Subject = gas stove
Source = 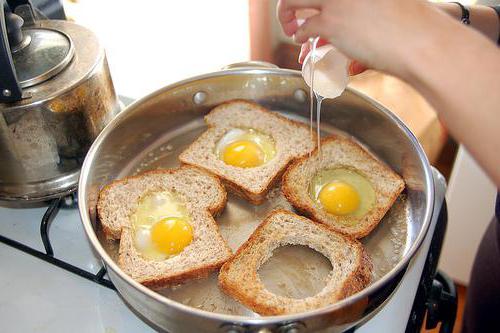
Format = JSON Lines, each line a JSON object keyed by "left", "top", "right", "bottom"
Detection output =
{"left": 0, "top": 169, "right": 451, "bottom": 332}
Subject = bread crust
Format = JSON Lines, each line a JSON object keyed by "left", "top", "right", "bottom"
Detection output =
{"left": 126, "top": 254, "right": 227, "bottom": 290}
{"left": 216, "top": 162, "right": 289, "bottom": 205}
{"left": 218, "top": 209, "right": 372, "bottom": 315}
{"left": 282, "top": 135, "right": 405, "bottom": 239}
{"left": 179, "top": 99, "right": 316, "bottom": 205}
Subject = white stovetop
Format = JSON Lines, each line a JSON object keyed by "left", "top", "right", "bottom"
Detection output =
{"left": 0, "top": 171, "right": 445, "bottom": 333}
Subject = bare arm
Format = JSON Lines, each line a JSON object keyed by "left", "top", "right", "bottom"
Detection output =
{"left": 278, "top": 0, "right": 500, "bottom": 186}
{"left": 405, "top": 5, "right": 500, "bottom": 187}
{"left": 436, "top": 3, "right": 499, "bottom": 42}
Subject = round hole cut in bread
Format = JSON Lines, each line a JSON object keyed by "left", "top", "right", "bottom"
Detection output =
{"left": 282, "top": 136, "right": 405, "bottom": 239}
{"left": 218, "top": 210, "right": 372, "bottom": 316}
{"left": 97, "top": 166, "right": 232, "bottom": 289}
{"left": 179, "top": 100, "right": 316, "bottom": 205}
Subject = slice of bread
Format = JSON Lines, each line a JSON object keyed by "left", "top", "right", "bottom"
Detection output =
{"left": 282, "top": 135, "right": 405, "bottom": 239}
{"left": 179, "top": 100, "right": 316, "bottom": 205}
{"left": 218, "top": 210, "right": 372, "bottom": 315}
{"left": 97, "top": 166, "right": 232, "bottom": 289}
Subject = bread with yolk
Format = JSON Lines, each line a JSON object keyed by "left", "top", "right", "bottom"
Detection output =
{"left": 282, "top": 136, "right": 405, "bottom": 239}
{"left": 97, "top": 166, "right": 232, "bottom": 289}
{"left": 179, "top": 100, "right": 316, "bottom": 204}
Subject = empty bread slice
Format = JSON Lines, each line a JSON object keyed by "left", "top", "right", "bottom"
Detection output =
{"left": 282, "top": 135, "right": 405, "bottom": 239}
{"left": 218, "top": 210, "right": 372, "bottom": 315}
{"left": 179, "top": 99, "right": 316, "bottom": 205}
{"left": 97, "top": 166, "right": 232, "bottom": 289}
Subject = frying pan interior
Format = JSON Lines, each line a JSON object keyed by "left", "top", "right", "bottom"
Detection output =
{"left": 79, "top": 68, "right": 433, "bottom": 332}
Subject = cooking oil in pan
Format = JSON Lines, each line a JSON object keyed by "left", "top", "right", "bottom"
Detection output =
{"left": 98, "top": 115, "right": 408, "bottom": 316}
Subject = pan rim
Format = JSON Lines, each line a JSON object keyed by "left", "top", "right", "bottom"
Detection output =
{"left": 78, "top": 67, "right": 434, "bottom": 325}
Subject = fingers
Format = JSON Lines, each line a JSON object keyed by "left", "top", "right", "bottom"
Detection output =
{"left": 299, "top": 46, "right": 368, "bottom": 76}
{"left": 298, "top": 38, "right": 329, "bottom": 64}
{"left": 348, "top": 61, "right": 368, "bottom": 76}
{"left": 278, "top": 0, "right": 324, "bottom": 36}
{"left": 293, "top": 14, "right": 327, "bottom": 44}
{"left": 277, "top": 0, "right": 299, "bottom": 36}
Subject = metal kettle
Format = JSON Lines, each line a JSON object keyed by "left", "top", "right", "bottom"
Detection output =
{"left": 0, "top": 0, "right": 120, "bottom": 202}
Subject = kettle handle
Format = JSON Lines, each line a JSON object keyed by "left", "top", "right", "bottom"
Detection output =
{"left": 0, "top": 0, "right": 22, "bottom": 102}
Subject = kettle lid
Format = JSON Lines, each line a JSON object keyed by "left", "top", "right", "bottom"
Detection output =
{"left": 13, "top": 27, "right": 74, "bottom": 88}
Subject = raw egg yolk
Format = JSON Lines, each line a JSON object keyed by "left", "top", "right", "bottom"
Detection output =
{"left": 151, "top": 217, "right": 193, "bottom": 255}
{"left": 222, "top": 140, "right": 264, "bottom": 168}
{"left": 318, "top": 182, "right": 360, "bottom": 215}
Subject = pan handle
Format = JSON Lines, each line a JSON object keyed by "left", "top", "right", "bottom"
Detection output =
{"left": 221, "top": 61, "right": 279, "bottom": 70}
{"left": 220, "top": 322, "right": 306, "bottom": 333}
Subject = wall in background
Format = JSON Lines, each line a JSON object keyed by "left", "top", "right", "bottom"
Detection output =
{"left": 440, "top": 147, "right": 497, "bottom": 284}
{"left": 64, "top": 0, "right": 250, "bottom": 99}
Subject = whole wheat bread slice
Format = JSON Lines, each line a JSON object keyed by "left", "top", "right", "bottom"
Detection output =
{"left": 179, "top": 100, "right": 316, "bottom": 205}
{"left": 97, "top": 166, "right": 232, "bottom": 289}
{"left": 218, "top": 210, "right": 372, "bottom": 315}
{"left": 282, "top": 136, "right": 405, "bottom": 239}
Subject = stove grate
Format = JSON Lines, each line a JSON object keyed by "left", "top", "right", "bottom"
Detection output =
{"left": 0, "top": 194, "right": 115, "bottom": 290}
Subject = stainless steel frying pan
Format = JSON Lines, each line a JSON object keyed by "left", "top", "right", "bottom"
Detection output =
{"left": 78, "top": 63, "right": 434, "bottom": 333}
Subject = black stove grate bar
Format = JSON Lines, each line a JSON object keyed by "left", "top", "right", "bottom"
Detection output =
{"left": 40, "top": 197, "right": 60, "bottom": 256}
{"left": 0, "top": 196, "right": 116, "bottom": 291}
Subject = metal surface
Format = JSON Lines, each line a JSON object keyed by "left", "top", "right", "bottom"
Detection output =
{"left": 0, "top": 20, "right": 120, "bottom": 201}
{"left": 222, "top": 61, "right": 279, "bottom": 70}
{"left": 79, "top": 66, "right": 434, "bottom": 332}
{"left": 10, "top": 34, "right": 31, "bottom": 53}
{"left": 13, "top": 28, "right": 74, "bottom": 88}
{"left": 406, "top": 201, "right": 456, "bottom": 332}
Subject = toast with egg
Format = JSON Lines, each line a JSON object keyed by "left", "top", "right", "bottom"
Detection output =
{"left": 97, "top": 166, "right": 232, "bottom": 289}
{"left": 179, "top": 100, "right": 316, "bottom": 205}
{"left": 282, "top": 136, "right": 405, "bottom": 239}
{"left": 218, "top": 209, "right": 372, "bottom": 315}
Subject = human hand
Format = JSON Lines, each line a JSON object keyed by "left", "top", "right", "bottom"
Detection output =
{"left": 277, "top": 0, "right": 439, "bottom": 79}
{"left": 298, "top": 38, "right": 368, "bottom": 75}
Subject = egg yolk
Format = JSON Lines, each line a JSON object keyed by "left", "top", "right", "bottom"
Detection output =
{"left": 150, "top": 217, "right": 193, "bottom": 255}
{"left": 222, "top": 140, "right": 264, "bottom": 168}
{"left": 318, "top": 182, "right": 360, "bottom": 215}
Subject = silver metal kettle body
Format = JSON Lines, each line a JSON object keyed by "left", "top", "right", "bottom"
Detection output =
{"left": 0, "top": 0, "right": 120, "bottom": 201}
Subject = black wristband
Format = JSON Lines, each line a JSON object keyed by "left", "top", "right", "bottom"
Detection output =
{"left": 491, "top": 5, "right": 500, "bottom": 45}
{"left": 451, "top": 2, "right": 470, "bottom": 25}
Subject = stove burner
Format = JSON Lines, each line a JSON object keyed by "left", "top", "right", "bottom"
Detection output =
{"left": 0, "top": 193, "right": 115, "bottom": 290}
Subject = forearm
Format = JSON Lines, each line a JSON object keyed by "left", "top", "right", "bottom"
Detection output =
{"left": 435, "top": 3, "right": 499, "bottom": 42}
{"left": 278, "top": 0, "right": 500, "bottom": 186}
{"left": 404, "top": 6, "right": 500, "bottom": 186}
